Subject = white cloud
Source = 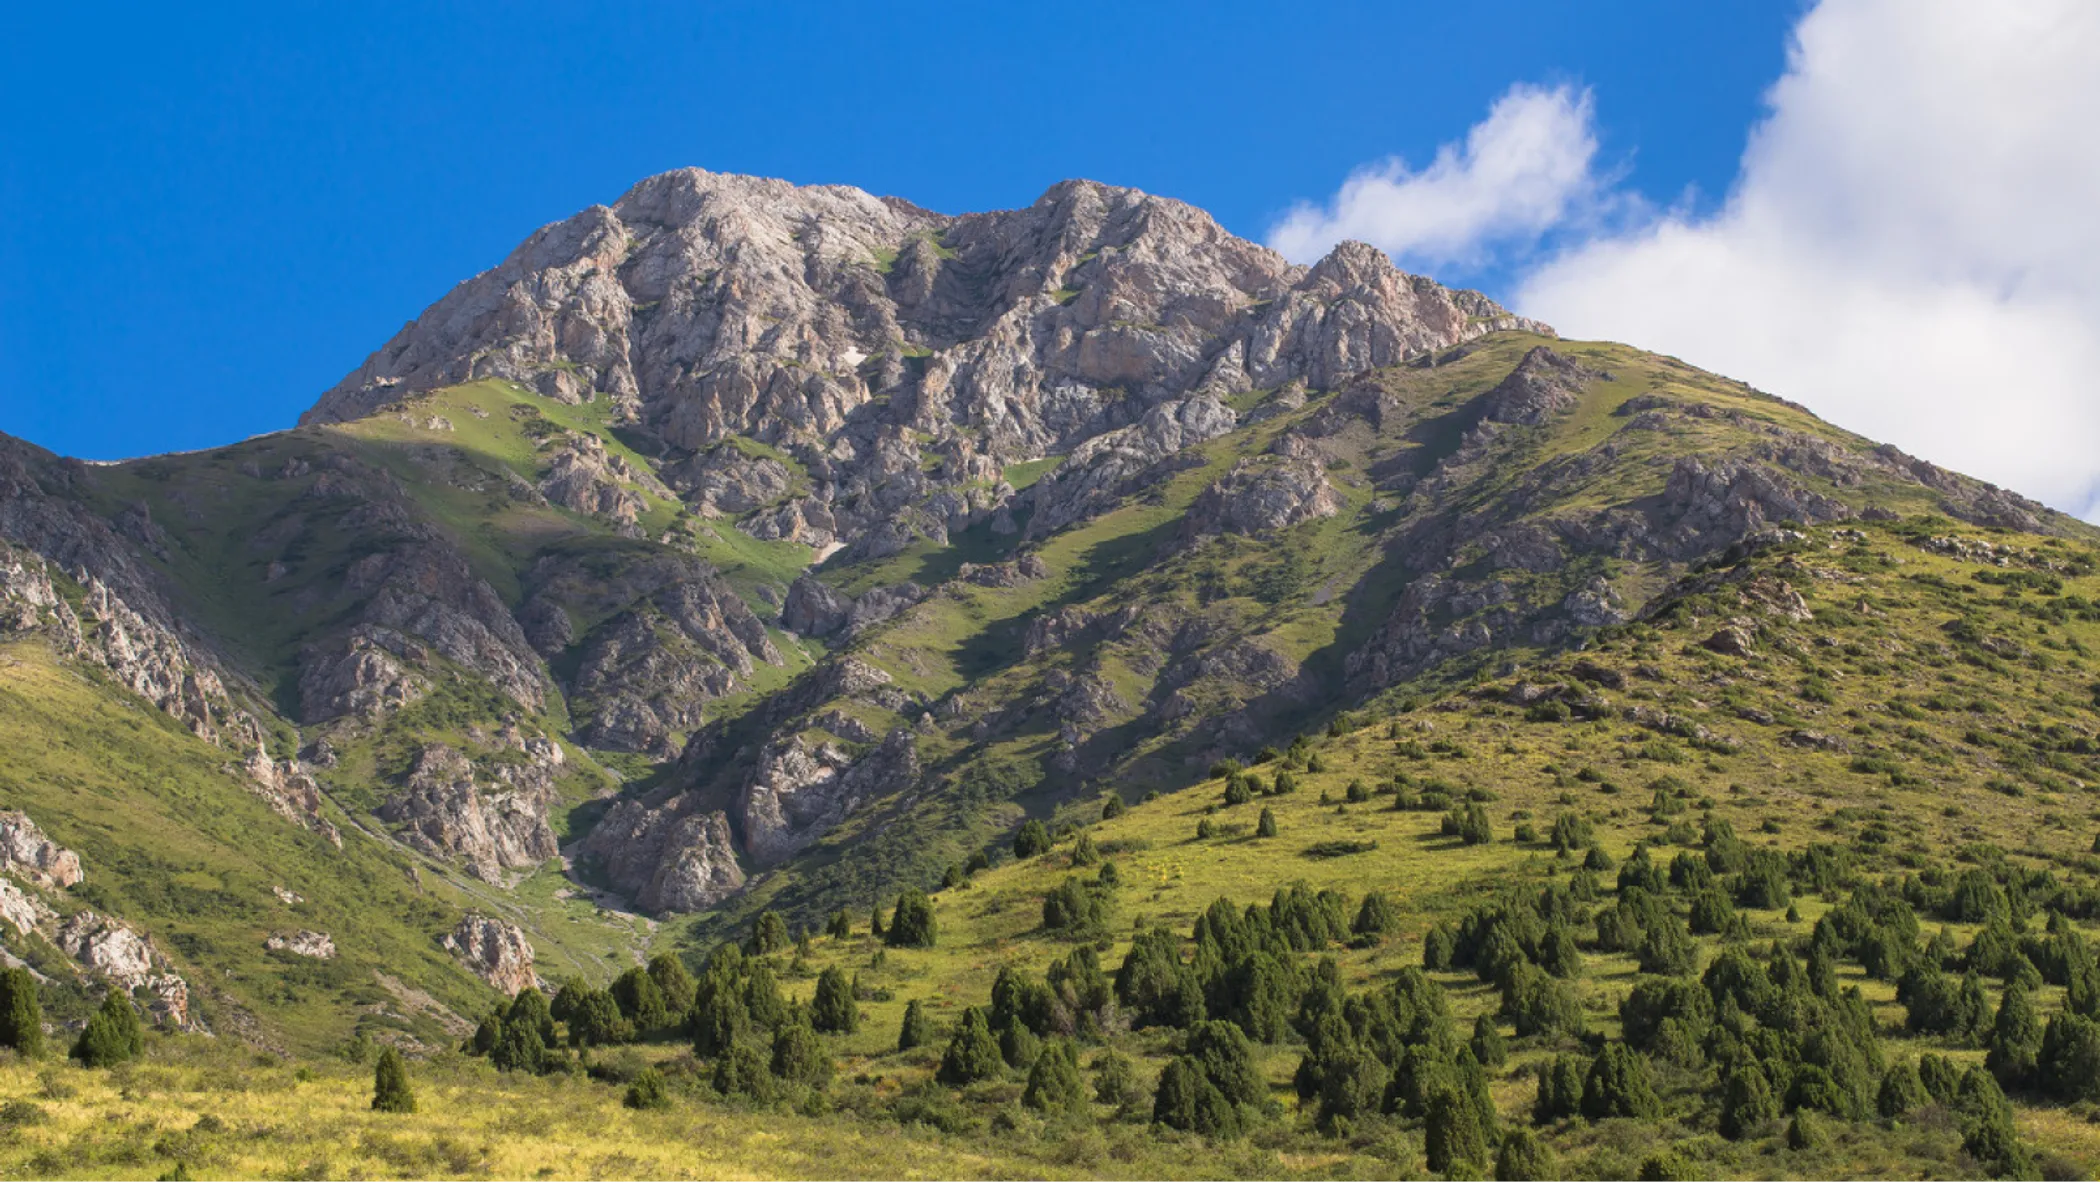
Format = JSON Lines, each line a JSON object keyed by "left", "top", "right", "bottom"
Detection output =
{"left": 1517, "top": 0, "right": 2100, "bottom": 521}
{"left": 1267, "top": 84, "right": 1607, "bottom": 270}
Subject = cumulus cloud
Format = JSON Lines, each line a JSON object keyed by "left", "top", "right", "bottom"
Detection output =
{"left": 1267, "top": 84, "right": 1608, "bottom": 270}
{"left": 1518, "top": 0, "right": 2100, "bottom": 521}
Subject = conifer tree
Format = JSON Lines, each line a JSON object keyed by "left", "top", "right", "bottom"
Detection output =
{"left": 1022, "top": 1039, "right": 1087, "bottom": 1117}
{"left": 71, "top": 990, "right": 142, "bottom": 1068}
{"left": 623, "top": 1066, "right": 670, "bottom": 1110}
{"left": 0, "top": 967, "right": 43, "bottom": 1057}
{"left": 887, "top": 889, "right": 938, "bottom": 948}
{"left": 811, "top": 966, "right": 858, "bottom": 1034}
{"left": 371, "top": 1046, "right": 416, "bottom": 1113}
{"left": 1424, "top": 1086, "right": 1487, "bottom": 1175}
{"left": 937, "top": 1007, "right": 1004, "bottom": 1086}
{"left": 647, "top": 954, "right": 697, "bottom": 1016}
{"left": 897, "top": 999, "right": 933, "bottom": 1051}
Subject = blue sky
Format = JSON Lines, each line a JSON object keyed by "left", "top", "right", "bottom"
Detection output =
{"left": 0, "top": 0, "right": 1794, "bottom": 460}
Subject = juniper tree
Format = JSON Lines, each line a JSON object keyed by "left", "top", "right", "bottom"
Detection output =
{"left": 1495, "top": 1128, "right": 1558, "bottom": 1181}
{"left": 1256, "top": 808, "right": 1277, "bottom": 838}
{"left": 897, "top": 999, "right": 933, "bottom": 1051}
{"left": 623, "top": 1066, "right": 670, "bottom": 1110}
{"left": 611, "top": 966, "right": 670, "bottom": 1033}
{"left": 71, "top": 990, "right": 142, "bottom": 1068}
{"left": 1424, "top": 1086, "right": 1487, "bottom": 1175}
{"left": 887, "top": 889, "right": 938, "bottom": 948}
{"left": 938, "top": 1008, "right": 1005, "bottom": 1086}
{"left": 647, "top": 954, "right": 697, "bottom": 1015}
{"left": 371, "top": 1046, "right": 415, "bottom": 1113}
{"left": 811, "top": 966, "right": 858, "bottom": 1034}
{"left": 1014, "top": 819, "right": 1051, "bottom": 859}
{"left": 0, "top": 967, "right": 42, "bottom": 1058}
{"left": 769, "top": 1016, "right": 831, "bottom": 1088}
{"left": 751, "top": 910, "right": 790, "bottom": 955}
{"left": 1022, "top": 1039, "right": 1087, "bottom": 1117}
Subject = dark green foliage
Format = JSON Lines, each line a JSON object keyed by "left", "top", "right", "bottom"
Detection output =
{"left": 1549, "top": 812, "right": 1594, "bottom": 853}
{"left": 887, "top": 889, "right": 937, "bottom": 948}
{"left": 71, "top": 991, "right": 143, "bottom": 1068}
{"left": 2039, "top": 1011, "right": 2100, "bottom": 1102}
{"left": 1022, "top": 1039, "right": 1087, "bottom": 1117}
{"left": 0, "top": 968, "right": 43, "bottom": 1057}
{"left": 622, "top": 1067, "right": 670, "bottom": 1110}
{"left": 647, "top": 954, "right": 696, "bottom": 1016}
{"left": 1787, "top": 1111, "right": 1825, "bottom": 1151}
{"left": 1000, "top": 1017, "right": 1041, "bottom": 1069}
{"left": 1041, "top": 876, "right": 1109, "bottom": 935}
{"left": 610, "top": 966, "right": 670, "bottom": 1033}
{"left": 1101, "top": 795, "right": 1125, "bottom": 821}
{"left": 713, "top": 1041, "right": 775, "bottom": 1100}
{"left": 1879, "top": 1061, "right": 1930, "bottom": 1118}
{"left": 751, "top": 910, "right": 790, "bottom": 955}
{"left": 742, "top": 961, "right": 786, "bottom": 1029}
{"left": 1224, "top": 777, "right": 1253, "bottom": 807}
{"left": 1534, "top": 1054, "right": 1587, "bottom": 1123}
{"left": 1955, "top": 1067, "right": 2034, "bottom": 1179}
{"left": 1256, "top": 808, "right": 1277, "bottom": 838}
{"left": 1014, "top": 819, "right": 1052, "bottom": 859}
{"left": 1636, "top": 913, "right": 1698, "bottom": 976}
{"left": 1094, "top": 1049, "right": 1141, "bottom": 1107}
{"left": 689, "top": 973, "right": 747, "bottom": 1057}
{"left": 1495, "top": 1128, "right": 1558, "bottom": 1181}
{"left": 1719, "top": 1066, "right": 1778, "bottom": 1140}
{"left": 1352, "top": 891, "right": 1397, "bottom": 939}
{"left": 568, "top": 989, "right": 633, "bottom": 1047}
{"left": 769, "top": 1017, "right": 831, "bottom": 1088}
{"left": 1116, "top": 926, "right": 1205, "bottom": 1029}
{"left": 1183, "top": 1020, "right": 1264, "bottom": 1109}
{"left": 1901, "top": 965, "right": 1991, "bottom": 1040}
{"left": 1502, "top": 964, "right": 1586, "bottom": 1038}
{"left": 370, "top": 1046, "right": 415, "bottom": 1113}
{"left": 1424, "top": 1086, "right": 1487, "bottom": 1175}
{"left": 1152, "top": 1055, "right": 1240, "bottom": 1137}
{"left": 826, "top": 910, "right": 853, "bottom": 940}
{"left": 1638, "top": 1151, "right": 1697, "bottom": 1181}
{"left": 1581, "top": 1043, "right": 1660, "bottom": 1121}
{"left": 1445, "top": 802, "right": 1493, "bottom": 845}
{"left": 811, "top": 966, "right": 858, "bottom": 1034}
{"left": 1470, "top": 1013, "right": 1506, "bottom": 1070}
{"left": 1985, "top": 982, "right": 2041, "bottom": 1087}
{"left": 898, "top": 999, "right": 933, "bottom": 1051}
{"left": 937, "top": 1007, "right": 1004, "bottom": 1086}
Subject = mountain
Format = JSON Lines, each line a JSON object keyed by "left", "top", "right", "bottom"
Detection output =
{"left": 3, "top": 171, "right": 2098, "bottom": 1179}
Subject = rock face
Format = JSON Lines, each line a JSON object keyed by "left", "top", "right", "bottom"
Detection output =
{"left": 307, "top": 172, "right": 1544, "bottom": 562}
{"left": 54, "top": 911, "right": 193, "bottom": 1029}
{"left": 574, "top": 800, "right": 746, "bottom": 913}
{"left": 264, "top": 930, "right": 337, "bottom": 959}
{"left": 0, "top": 877, "right": 54, "bottom": 936}
{"left": 1185, "top": 456, "right": 1343, "bottom": 537}
{"left": 441, "top": 914, "right": 539, "bottom": 995}
{"left": 0, "top": 811, "right": 83, "bottom": 890}
{"left": 738, "top": 728, "right": 920, "bottom": 867}
{"left": 241, "top": 750, "right": 343, "bottom": 846}
{"left": 380, "top": 743, "right": 560, "bottom": 881}
{"left": 1482, "top": 346, "right": 1600, "bottom": 425}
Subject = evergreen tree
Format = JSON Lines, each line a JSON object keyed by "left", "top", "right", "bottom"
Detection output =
{"left": 1224, "top": 778, "right": 1253, "bottom": 807}
{"left": 71, "top": 991, "right": 142, "bottom": 1068}
{"left": 713, "top": 1040, "right": 775, "bottom": 1100}
{"left": 769, "top": 1017, "right": 831, "bottom": 1088}
{"left": 1469, "top": 1013, "right": 1507, "bottom": 1070}
{"left": 1424, "top": 1086, "right": 1487, "bottom": 1175}
{"left": 1101, "top": 795, "right": 1126, "bottom": 821}
{"left": 623, "top": 1067, "right": 670, "bottom": 1110}
{"left": 1985, "top": 982, "right": 2042, "bottom": 1088}
{"left": 1878, "top": 1061, "right": 1930, "bottom": 1119}
{"left": 1184, "top": 1020, "right": 1264, "bottom": 1108}
{"left": 1000, "top": 1016, "right": 1042, "bottom": 1069}
{"left": 869, "top": 903, "right": 885, "bottom": 939}
{"left": 811, "top": 966, "right": 858, "bottom": 1034}
{"left": 1094, "top": 1048, "right": 1140, "bottom": 1107}
{"left": 1719, "top": 1066, "right": 1778, "bottom": 1140}
{"left": 1786, "top": 1111, "right": 1825, "bottom": 1151}
{"left": 1581, "top": 1043, "right": 1660, "bottom": 1120}
{"left": 371, "top": 1046, "right": 415, "bottom": 1113}
{"left": 1152, "top": 1056, "right": 1240, "bottom": 1137}
{"left": 568, "top": 989, "right": 633, "bottom": 1047}
{"left": 1014, "top": 819, "right": 1052, "bottom": 859}
{"left": 2039, "top": 1012, "right": 2100, "bottom": 1103}
{"left": 1022, "top": 1039, "right": 1088, "bottom": 1117}
{"left": 1352, "top": 892, "right": 1398, "bottom": 939}
{"left": 1956, "top": 1067, "right": 2035, "bottom": 1178}
{"left": 689, "top": 975, "right": 747, "bottom": 1057}
{"left": 491, "top": 1013, "right": 553, "bottom": 1073}
{"left": 887, "top": 889, "right": 938, "bottom": 948}
{"left": 898, "top": 999, "right": 933, "bottom": 1051}
{"left": 826, "top": 910, "right": 853, "bottom": 940}
{"left": 1495, "top": 1128, "right": 1558, "bottom": 1181}
{"left": 751, "top": 911, "right": 790, "bottom": 955}
{"left": 610, "top": 966, "right": 670, "bottom": 1033}
{"left": 937, "top": 1007, "right": 1004, "bottom": 1086}
{"left": 1256, "top": 808, "right": 1277, "bottom": 838}
{"left": 0, "top": 967, "right": 43, "bottom": 1058}
{"left": 1533, "top": 1053, "right": 1588, "bottom": 1124}
{"left": 647, "top": 954, "right": 697, "bottom": 1016}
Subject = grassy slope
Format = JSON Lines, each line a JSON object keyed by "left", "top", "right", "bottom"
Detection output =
{"left": 0, "top": 639, "right": 482, "bottom": 1053}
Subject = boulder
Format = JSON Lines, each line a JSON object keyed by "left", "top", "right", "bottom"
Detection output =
{"left": 441, "top": 914, "right": 540, "bottom": 996}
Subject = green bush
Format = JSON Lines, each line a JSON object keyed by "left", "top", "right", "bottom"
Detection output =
{"left": 0, "top": 968, "right": 42, "bottom": 1057}
{"left": 371, "top": 1047, "right": 415, "bottom": 1113}
{"left": 622, "top": 1066, "right": 670, "bottom": 1110}
{"left": 1014, "top": 820, "right": 1052, "bottom": 859}
{"left": 887, "top": 890, "right": 938, "bottom": 948}
{"left": 71, "top": 991, "right": 142, "bottom": 1068}
{"left": 811, "top": 967, "right": 858, "bottom": 1034}
{"left": 937, "top": 1008, "right": 1004, "bottom": 1086}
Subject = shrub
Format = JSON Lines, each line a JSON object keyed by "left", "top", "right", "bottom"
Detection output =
{"left": 1353, "top": 892, "right": 1398, "bottom": 939}
{"left": 1877, "top": 1061, "right": 1930, "bottom": 1119}
{"left": 647, "top": 954, "right": 697, "bottom": 1015}
{"left": 825, "top": 910, "right": 853, "bottom": 940}
{"left": 1100, "top": 795, "right": 1126, "bottom": 821}
{"left": 1719, "top": 1066, "right": 1777, "bottom": 1140}
{"left": 568, "top": 989, "right": 633, "bottom": 1047}
{"left": 611, "top": 967, "right": 670, "bottom": 1032}
{"left": 887, "top": 890, "right": 938, "bottom": 948}
{"left": 371, "top": 1047, "right": 415, "bottom": 1113}
{"left": 622, "top": 1067, "right": 670, "bottom": 1110}
{"left": 1153, "top": 1056, "right": 1239, "bottom": 1137}
{"left": 1224, "top": 777, "right": 1253, "bottom": 806}
{"left": 1095, "top": 1049, "right": 1141, "bottom": 1107}
{"left": 1470, "top": 1014, "right": 1506, "bottom": 1070}
{"left": 1256, "top": 808, "right": 1278, "bottom": 838}
{"left": 1534, "top": 1054, "right": 1587, "bottom": 1123}
{"left": 769, "top": 1018, "right": 831, "bottom": 1088}
{"left": 751, "top": 910, "right": 790, "bottom": 955}
{"left": 713, "top": 1041, "right": 774, "bottom": 1100}
{"left": 1424, "top": 1086, "right": 1487, "bottom": 1175}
